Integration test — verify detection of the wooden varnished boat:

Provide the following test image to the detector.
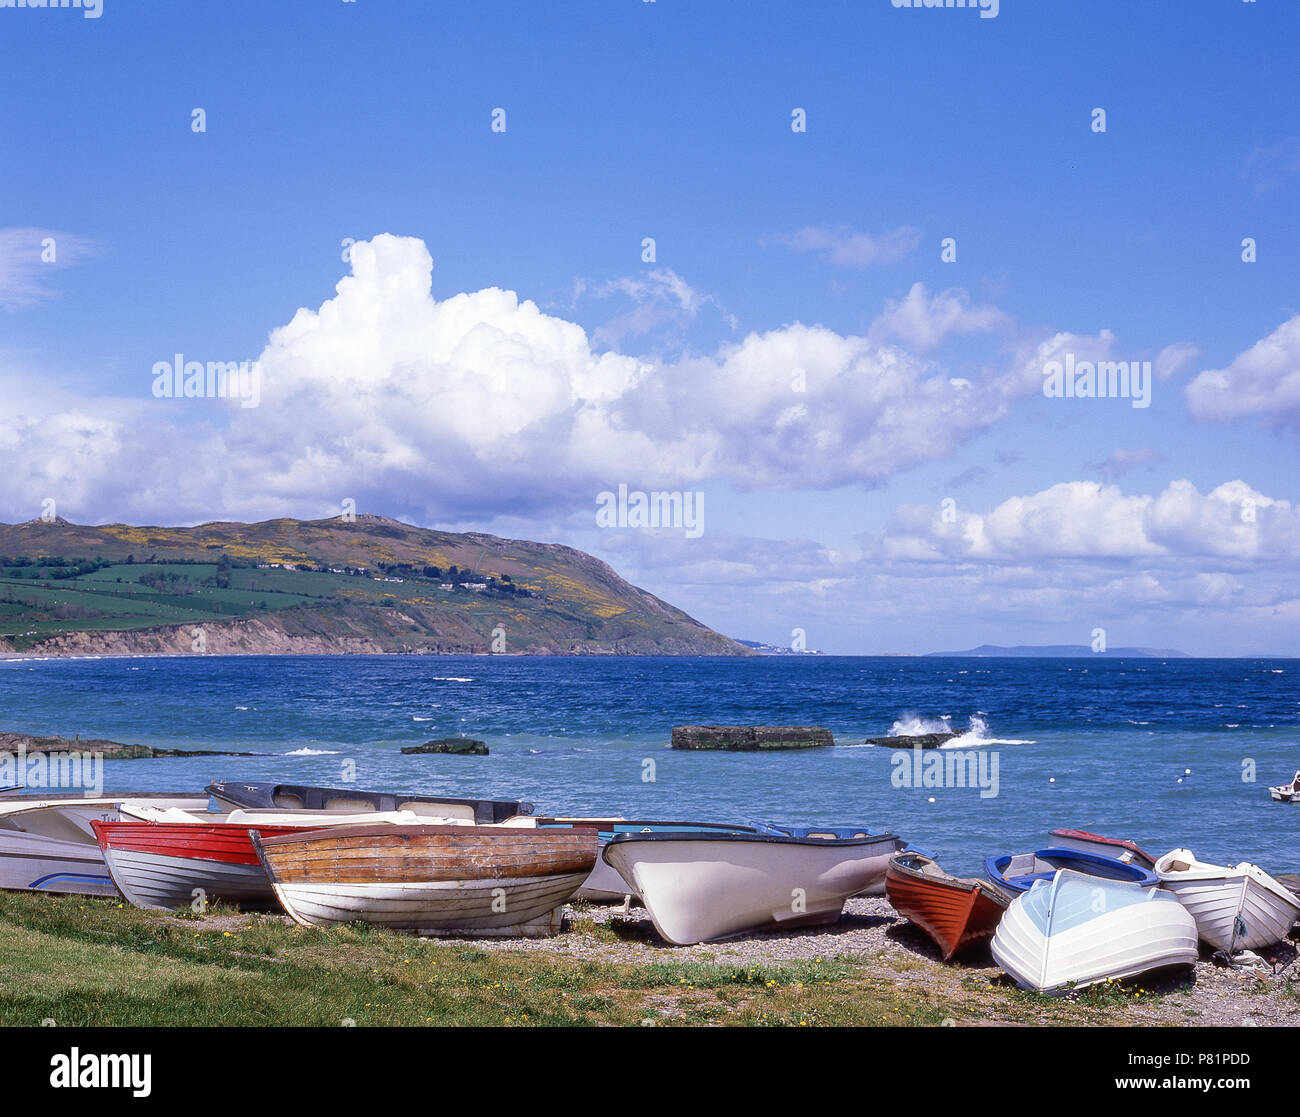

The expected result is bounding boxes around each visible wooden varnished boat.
[885,851,1011,961]
[251,824,598,937]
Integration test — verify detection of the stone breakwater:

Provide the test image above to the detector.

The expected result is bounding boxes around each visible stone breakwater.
[670,725,833,751]
[0,730,260,760]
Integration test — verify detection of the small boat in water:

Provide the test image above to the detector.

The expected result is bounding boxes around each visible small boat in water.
[885,851,1012,960]
[1048,828,1157,870]
[1269,772,1300,803]
[206,781,531,824]
[985,846,1159,894]
[91,807,435,910]
[1154,848,1300,953]
[251,824,598,936]
[0,793,208,897]
[601,829,903,945]
[992,869,1198,992]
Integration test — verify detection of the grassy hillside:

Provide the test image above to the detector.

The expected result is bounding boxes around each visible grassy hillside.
[0,515,747,657]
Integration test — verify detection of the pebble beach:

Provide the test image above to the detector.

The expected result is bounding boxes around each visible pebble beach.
[451,897,1300,1027]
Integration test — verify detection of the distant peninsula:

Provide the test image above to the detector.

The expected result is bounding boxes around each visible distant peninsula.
[0,515,749,658]
[926,644,1191,658]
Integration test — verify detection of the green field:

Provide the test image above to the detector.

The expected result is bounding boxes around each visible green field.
[0,563,331,646]
[0,560,540,650]
[0,516,747,656]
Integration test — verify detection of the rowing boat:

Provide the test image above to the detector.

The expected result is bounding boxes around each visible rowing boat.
[252,824,597,936]
[885,851,1011,960]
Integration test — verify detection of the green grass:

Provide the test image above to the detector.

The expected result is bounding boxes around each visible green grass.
[0,561,540,649]
[0,892,1169,1027]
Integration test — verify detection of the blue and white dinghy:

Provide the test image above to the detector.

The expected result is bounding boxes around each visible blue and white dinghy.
[991,869,1198,993]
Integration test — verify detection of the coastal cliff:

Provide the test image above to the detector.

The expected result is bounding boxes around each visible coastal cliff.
[0,515,749,659]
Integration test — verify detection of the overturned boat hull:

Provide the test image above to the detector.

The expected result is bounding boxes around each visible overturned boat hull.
[992,869,1198,992]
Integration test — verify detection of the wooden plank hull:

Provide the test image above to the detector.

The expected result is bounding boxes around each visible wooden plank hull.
[885,852,1009,961]
[268,876,586,936]
[252,825,598,936]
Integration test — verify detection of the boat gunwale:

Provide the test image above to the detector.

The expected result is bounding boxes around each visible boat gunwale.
[602,830,902,851]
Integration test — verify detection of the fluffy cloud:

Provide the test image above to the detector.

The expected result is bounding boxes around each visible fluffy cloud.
[3,235,1075,523]
[587,505,1300,655]
[1185,315,1300,423]
[869,282,1008,352]
[875,479,1300,562]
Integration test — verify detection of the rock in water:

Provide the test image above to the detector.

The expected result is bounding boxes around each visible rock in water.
[863,731,962,749]
[0,730,260,759]
[401,737,489,756]
[670,725,833,751]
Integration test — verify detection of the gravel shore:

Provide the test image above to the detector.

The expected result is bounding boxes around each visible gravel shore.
[449,896,1300,1027]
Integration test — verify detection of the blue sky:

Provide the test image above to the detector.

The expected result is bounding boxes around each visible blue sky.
[2,0,1298,654]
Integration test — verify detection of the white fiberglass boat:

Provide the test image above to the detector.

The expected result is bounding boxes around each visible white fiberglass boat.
[1154,848,1300,953]
[0,793,207,896]
[992,869,1198,993]
[601,829,903,945]
[1269,772,1300,803]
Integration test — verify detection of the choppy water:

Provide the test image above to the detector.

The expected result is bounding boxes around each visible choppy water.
[1,654,1297,876]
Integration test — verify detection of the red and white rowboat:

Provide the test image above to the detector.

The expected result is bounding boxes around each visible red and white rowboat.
[90,809,438,911]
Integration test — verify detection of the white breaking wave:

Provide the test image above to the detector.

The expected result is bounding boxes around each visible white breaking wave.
[940,715,1036,748]
[889,714,954,736]
[282,747,340,756]
[887,713,1034,748]
[432,676,473,682]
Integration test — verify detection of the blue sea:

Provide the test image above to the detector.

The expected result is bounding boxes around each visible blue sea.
[1,654,1296,877]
